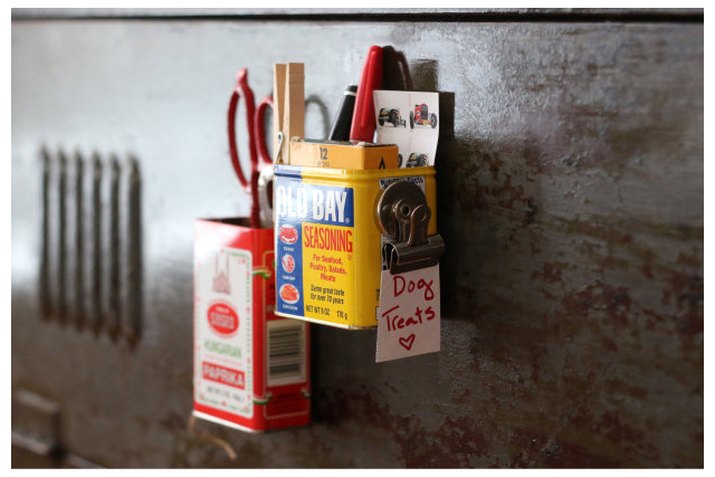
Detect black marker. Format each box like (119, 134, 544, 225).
(328, 85, 357, 141)
(382, 46, 413, 91)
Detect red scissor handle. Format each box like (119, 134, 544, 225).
(255, 96, 274, 165)
(227, 68, 274, 228)
(228, 68, 257, 191)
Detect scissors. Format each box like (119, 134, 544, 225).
(227, 68, 275, 228)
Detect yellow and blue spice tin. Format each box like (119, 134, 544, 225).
(274, 164, 437, 329)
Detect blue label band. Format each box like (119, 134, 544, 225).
(275, 177, 355, 316)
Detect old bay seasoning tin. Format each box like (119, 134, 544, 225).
(274, 164, 437, 329)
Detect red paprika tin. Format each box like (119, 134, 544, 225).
(193, 218, 310, 432)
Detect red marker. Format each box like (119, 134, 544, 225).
(349, 45, 383, 143)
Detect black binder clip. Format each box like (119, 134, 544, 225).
(376, 180, 445, 275)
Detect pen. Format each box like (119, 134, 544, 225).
(328, 84, 357, 141)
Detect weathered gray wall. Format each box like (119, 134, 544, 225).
(11, 11, 703, 468)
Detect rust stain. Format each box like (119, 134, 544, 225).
(676, 251, 701, 268)
(508, 429, 618, 468)
(556, 216, 702, 245)
(604, 378, 648, 400)
(596, 411, 646, 444)
(288, 429, 355, 468)
(566, 407, 660, 464)
(666, 269, 703, 313)
(531, 262, 567, 284)
(315, 385, 488, 467)
(549, 217, 701, 297)
(560, 280, 632, 326)
(449, 141, 540, 226)
(661, 267, 702, 338)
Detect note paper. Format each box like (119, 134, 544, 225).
(376, 265, 441, 362)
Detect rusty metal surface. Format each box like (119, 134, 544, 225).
(11, 15, 702, 468)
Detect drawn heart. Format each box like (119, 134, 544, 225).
(399, 334, 416, 351)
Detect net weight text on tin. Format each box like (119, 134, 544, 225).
(305, 305, 331, 316)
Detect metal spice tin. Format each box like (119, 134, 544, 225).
(274, 165, 437, 329)
(193, 219, 310, 432)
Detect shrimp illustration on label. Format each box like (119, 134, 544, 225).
(281, 254, 296, 273)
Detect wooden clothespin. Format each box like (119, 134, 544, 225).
(273, 63, 304, 164)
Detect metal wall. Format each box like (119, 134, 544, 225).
(11, 10, 703, 468)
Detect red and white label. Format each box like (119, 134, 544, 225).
(194, 248, 253, 418)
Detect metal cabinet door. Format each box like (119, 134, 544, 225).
(11, 9, 703, 468)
